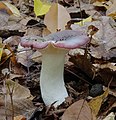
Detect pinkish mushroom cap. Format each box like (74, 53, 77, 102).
(21, 30, 89, 49)
(21, 36, 48, 49)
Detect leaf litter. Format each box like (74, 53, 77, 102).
(0, 0, 116, 119)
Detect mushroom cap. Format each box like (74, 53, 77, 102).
(21, 30, 89, 49)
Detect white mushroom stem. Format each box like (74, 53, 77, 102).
(40, 44, 69, 107)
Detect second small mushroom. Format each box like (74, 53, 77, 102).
(21, 30, 89, 107)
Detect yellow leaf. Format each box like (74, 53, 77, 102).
(89, 89, 109, 116)
(34, 0, 51, 16)
(44, 3, 71, 33)
(2, 1, 20, 17)
(75, 16, 92, 26)
(0, 40, 5, 61)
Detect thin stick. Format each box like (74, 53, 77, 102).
(7, 82, 15, 120)
(65, 68, 93, 85)
(77, 0, 83, 26)
(3, 80, 8, 120)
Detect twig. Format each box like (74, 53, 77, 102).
(7, 82, 15, 120)
(3, 80, 8, 120)
(77, 0, 83, 25)
(65, 68, 93, 85)
(50, 108, 66, 115)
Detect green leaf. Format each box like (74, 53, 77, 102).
(75, 16, 92, 26)
(34, 0, 51, 16)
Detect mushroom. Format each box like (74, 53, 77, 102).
(20, 30, 89, 107)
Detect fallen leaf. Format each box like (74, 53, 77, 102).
(17, 44, 34, 67)
(14, 115, 26, 120)
(34, 0, 51, 16)
(93, 0, 116, 19)
(3, 36, 20, 50)
(31, 51, 42, 63)
(72, 16, 116, 59)
(2, 1, 20, 17)
(106, 0, 116, 19)
(0, 11, 10, 27)
(0, 40, 5, 61)
(93, 1, 112, 9)
(42, 28, 51, 37)
(0, 79, 35, 119)
(5, 79, 32, 100)
(0, 1, 12, 15)
(93, 63, 116, 72)
(103, 112, 115, 120)
(62, 99, 95, 120)
(75, 16, 92, 26)
(44, 3, 71, 33)
(89, 88, 109, 116)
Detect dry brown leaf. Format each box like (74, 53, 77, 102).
(0, 80, 35, 119)
(92, 0, 116, 19)
(93, 63, 116, 71)
(62, 99, 95, 120)
(42, 28, 51, 37)
(25, 28, 42, 36)
(44, 3, 71, 33)
(3, 36, 21, 48)
(20, 16, 34, 26)
(0, 1, 12, 15)
(17, 44, 34, 67)
(106, 0, 116, 19)
(31, 51, 42, 63)
(14, 115, 26, 120)
(93, 0, 112, 9)
(2, 1, 20, 17)
(0, 11, 10, 27)
(5, 79, 32, 100)
(72, 16, 116, 59)
(90, 16, 116, 51)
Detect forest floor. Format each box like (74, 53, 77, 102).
(0, 0, 116, 120)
